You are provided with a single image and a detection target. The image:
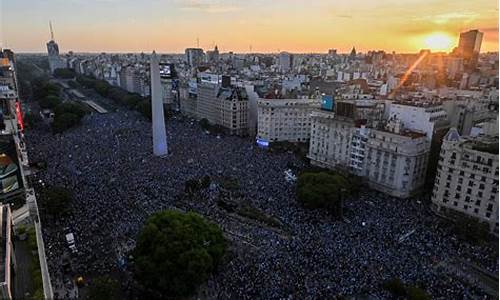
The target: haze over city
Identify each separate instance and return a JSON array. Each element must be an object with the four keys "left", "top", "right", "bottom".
[{"left": 1, "top": 0, "right": 499, "bottom": 53}]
